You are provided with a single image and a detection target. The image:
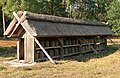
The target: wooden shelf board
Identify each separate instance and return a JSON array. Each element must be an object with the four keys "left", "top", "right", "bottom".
[
  {"left": 36, "top": 46, "right": 61, "bottom": 50},
  {"left": 81, "top": 43, "right": 94, "bottom": 46},
  {"left": 63, "top": 52, "right": 80, "bottom": 57},
  {"left": 63, "top": 44, "right": 80, "bottom": 48}
]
